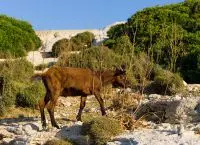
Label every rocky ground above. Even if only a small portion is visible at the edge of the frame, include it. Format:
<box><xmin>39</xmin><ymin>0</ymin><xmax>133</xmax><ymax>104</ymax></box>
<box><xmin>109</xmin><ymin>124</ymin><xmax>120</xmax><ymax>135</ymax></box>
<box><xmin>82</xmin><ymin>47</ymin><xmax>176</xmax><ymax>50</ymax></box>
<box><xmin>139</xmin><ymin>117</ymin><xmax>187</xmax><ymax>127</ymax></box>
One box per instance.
<box><xmin>0</xmin><ymin>84</ymin><xmax>200</xmax><ymax>145</ymax></box>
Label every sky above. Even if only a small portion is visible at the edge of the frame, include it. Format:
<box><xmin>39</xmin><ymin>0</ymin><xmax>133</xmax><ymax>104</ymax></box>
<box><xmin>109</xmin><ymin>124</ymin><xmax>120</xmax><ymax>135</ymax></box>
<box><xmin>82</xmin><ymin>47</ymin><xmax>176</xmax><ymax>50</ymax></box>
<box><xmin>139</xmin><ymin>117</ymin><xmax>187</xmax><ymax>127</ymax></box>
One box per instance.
<box><xmin>0</xmin><ymin>0</ymin><xmax>184</xmax><ymax>30</ymax></box>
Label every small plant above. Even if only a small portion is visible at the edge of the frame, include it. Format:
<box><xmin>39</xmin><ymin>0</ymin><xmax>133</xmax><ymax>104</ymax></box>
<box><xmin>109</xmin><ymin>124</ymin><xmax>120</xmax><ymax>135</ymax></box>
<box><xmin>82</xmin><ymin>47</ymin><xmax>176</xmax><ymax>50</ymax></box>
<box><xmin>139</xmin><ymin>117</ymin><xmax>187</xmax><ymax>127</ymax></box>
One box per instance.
<box><xmin>44</xmin><ymin>139</ymin><xmax>74</xmax><ymax>145</ymax></box>
<box><xmin>82</xmin><ymin>116</ymin><xmax>123</xmax><ymax>145</ymax></box>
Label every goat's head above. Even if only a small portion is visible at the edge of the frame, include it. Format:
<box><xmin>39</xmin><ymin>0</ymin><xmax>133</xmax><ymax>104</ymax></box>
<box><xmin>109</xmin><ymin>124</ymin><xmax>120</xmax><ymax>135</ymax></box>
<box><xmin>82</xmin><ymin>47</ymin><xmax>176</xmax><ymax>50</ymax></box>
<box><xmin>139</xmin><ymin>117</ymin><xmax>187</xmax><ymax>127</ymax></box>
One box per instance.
<box><xmin>112</xmin><ymin>65</ymin><xmax>131</xmax><ymax>88</ymax></box>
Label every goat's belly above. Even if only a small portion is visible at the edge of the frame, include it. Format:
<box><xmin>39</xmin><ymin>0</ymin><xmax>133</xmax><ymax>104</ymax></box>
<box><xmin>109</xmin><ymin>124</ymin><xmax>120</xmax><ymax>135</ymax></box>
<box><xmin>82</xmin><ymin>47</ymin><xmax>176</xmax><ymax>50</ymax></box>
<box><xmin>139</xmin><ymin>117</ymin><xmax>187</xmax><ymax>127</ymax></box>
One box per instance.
<box><xmin>61</xmin><ymin>88</ymin><xmax>87</xmax><ymax>96</ymax></box>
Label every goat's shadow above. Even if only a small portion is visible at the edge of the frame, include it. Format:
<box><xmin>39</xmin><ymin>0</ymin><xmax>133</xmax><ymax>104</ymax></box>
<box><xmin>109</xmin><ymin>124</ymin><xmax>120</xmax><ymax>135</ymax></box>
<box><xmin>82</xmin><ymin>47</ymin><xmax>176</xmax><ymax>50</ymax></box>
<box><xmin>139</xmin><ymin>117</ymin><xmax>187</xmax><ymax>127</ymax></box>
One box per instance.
<box><xmin>55</xmin><ymin>124</ymin><xmax>82</xmax><ymax>139</ymax></box>
<box><xmin>55</xmin><ymin>121</ymin><xmax>139</xmax><ymax>145</ymax></box>
<box><xmin>55</xmin><ymin>123</ymin><xmax>90</xmax><ymax>145</ymax></box>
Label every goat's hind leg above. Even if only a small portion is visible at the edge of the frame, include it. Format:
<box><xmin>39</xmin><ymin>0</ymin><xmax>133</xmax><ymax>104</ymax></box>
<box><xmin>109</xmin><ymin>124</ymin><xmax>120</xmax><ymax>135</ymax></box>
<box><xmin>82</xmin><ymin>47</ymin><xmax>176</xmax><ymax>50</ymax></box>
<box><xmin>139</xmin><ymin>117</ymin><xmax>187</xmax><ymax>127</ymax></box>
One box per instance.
<box><xmin>39</xmin><ymin>93</ymin><xmax>50</xmax><ymax>130</ymax></box>
<box><xmin>47</xmin><ymin>92</ymin><xmax>60</xmax><ymax>129</ymax></box>
<box><xmin>76</xmin><ymin>96</ymin><xmax>87</xmax><ymax>121</ymax></box>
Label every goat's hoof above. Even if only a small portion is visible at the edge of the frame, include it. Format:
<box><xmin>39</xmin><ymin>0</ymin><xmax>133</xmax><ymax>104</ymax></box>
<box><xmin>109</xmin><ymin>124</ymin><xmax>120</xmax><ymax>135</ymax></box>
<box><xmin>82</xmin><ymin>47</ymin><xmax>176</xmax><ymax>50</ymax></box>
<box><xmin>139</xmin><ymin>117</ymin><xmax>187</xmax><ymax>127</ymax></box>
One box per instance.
<box><xmin>53</xmin><ymin>124</ymin><xmax>60</xmax><ymax>129</ymax></box>
<box><xmin>102</xmin><ymin>112</ymin><xmax>107</xmax><ymax>116</ymax></box>
<box><xmin>42</xmin><ymin>126</ymin><xmax>48</xmax><ymax>131</ymax></box>
<box><xmin>76</xmin><ymin>116</ymin><xmax>82</xmax><ymax>122</ymax></box>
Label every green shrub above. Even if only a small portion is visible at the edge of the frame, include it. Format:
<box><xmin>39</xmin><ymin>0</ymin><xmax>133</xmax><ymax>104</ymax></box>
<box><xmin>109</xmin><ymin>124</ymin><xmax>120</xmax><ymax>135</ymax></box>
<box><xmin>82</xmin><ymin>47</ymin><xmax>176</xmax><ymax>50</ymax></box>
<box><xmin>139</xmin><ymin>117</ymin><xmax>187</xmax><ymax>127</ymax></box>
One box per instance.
<box><xmin>0</xmin><ymin>15</ymin><xmax>41</xmax><ymax>58</ymax></box>
<box><xmin>0</xmin><ymin>58</ymin><xmax>34</xmax><ymax>82</ymax></box>
<box><xmin>44</xmin><ymin>139</ymin><xmax>74</xmax><ymax>145</ymax></box>
<box><xmin>82</xmin><ymin>116</ymin><xmax>123</xmax><ymax>145</ymax></box>
<box><xmin>0</xmin><ymin>59</ymin><xmax>35</xmax><ymax>115</ymax></box>
<box><xmin>153</xmin><ymin>66</ymin><xmax>184</xmax><ymax>95</ymax></box>
<box><xmin>16</xmin><ymin>82</ymin><xmax>45</xmax><ymax>108</ymax></box>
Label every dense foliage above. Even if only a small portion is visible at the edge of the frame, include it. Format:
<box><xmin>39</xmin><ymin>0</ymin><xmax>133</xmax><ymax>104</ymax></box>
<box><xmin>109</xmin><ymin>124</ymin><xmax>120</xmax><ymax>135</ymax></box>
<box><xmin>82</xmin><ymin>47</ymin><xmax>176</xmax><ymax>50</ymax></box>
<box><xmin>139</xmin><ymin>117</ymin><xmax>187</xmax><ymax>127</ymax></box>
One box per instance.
<box><xmin>0</xmin><ymin>15</ymin><xmax>41</xmax><ymax>58</ymax></box>
<box><xmin>52</xmin><ymin>31</ymin><xmax>95</xmax><ymax>56</ymax></box>
<box><xmin>106</xmin><ymin>0</ymin><xmax>200</xmax><ymax>83</ymax></box>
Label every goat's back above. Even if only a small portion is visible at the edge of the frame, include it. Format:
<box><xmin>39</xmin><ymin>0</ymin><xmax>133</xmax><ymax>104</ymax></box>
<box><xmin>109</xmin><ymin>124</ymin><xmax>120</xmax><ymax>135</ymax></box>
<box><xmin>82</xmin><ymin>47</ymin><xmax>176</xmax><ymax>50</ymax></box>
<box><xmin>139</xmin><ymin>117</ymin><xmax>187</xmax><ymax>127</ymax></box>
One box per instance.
<box><xmin>43</xmin><ymin>66</ymin><xmax>102</xmax><ymax>95</ymax></box>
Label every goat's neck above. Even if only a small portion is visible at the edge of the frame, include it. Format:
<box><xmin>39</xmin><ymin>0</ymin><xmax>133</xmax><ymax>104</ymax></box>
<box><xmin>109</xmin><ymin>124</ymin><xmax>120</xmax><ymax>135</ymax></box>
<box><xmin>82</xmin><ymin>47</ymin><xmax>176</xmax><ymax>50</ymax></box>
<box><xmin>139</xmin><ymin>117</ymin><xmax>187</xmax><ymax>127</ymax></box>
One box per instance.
<box><xmin>96</xmin><ymin>70</ymin><xmax>115</xmax><ymax>86</ymax></box>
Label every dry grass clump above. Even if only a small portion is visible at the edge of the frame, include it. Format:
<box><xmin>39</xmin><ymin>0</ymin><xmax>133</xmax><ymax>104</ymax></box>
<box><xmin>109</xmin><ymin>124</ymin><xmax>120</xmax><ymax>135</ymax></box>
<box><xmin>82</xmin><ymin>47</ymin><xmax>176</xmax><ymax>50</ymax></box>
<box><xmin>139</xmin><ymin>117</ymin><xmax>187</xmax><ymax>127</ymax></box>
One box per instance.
<box><xmin>109</xmin><ymin>91</ymin><xmax>150</xmax><ymax>130</ymax></box>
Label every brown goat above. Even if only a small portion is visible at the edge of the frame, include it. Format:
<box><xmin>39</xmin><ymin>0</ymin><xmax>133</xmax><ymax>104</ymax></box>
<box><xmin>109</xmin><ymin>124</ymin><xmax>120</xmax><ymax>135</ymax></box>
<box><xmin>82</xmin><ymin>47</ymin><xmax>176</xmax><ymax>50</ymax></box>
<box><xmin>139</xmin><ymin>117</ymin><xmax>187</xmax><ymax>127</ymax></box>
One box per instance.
<box><xmin>32</xmin><ymin>65</ymin><xmax>129</xmax><ymax>129</ymax></box>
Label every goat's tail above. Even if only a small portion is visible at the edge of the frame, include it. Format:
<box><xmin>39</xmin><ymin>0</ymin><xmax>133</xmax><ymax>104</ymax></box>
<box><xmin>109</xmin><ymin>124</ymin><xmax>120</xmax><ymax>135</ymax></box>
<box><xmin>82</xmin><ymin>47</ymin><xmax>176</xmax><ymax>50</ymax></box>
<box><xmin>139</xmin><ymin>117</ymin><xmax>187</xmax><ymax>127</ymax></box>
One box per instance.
<box><xmin>31</xmin><ymin>73</ymin><xmax>44</xmax><ymax>81</ymax></box>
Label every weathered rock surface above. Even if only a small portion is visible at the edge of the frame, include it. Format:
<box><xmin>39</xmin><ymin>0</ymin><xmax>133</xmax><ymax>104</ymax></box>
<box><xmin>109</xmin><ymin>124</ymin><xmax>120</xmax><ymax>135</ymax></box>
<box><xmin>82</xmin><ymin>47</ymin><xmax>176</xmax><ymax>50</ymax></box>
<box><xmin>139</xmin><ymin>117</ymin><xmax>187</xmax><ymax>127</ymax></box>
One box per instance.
<box><xmin>136</xmin><ymin>95</ymin><xmax>200</xmax><ymax>124</ymax></box>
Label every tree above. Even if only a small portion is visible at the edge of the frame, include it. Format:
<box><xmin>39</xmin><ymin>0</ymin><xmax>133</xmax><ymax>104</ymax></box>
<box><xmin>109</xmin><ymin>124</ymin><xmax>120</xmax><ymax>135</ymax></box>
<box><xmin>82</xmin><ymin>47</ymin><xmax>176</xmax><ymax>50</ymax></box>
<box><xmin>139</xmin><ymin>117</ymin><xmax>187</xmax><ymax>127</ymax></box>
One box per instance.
<box><xmin>106</xmin><ymin>0</ymin><xmax>200</xmax><ymax>83</ymax></box>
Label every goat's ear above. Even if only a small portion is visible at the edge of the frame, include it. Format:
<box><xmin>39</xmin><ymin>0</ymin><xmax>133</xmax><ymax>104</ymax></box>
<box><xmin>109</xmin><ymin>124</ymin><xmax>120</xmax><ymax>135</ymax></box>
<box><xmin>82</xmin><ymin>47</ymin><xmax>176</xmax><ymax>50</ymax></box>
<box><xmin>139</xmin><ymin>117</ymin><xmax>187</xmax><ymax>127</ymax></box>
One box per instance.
<box><xmin>115</xmin><ymin>66</ymin><xmax>126</xmax><ymax>75</ymax></box>
<box><xmin>121</xmin><ymin>64</ymin><xmax>126</xmax><ymax>70</ymax></box>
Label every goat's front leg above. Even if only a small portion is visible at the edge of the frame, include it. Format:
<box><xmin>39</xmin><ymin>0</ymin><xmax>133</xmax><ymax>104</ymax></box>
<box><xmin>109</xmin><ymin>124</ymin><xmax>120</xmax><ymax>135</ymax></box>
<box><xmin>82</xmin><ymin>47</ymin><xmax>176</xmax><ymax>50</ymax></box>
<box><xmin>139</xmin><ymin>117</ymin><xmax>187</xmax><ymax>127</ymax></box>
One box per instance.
<box><xmin>76</xmin><ymin>96</ymin><xmax>87</xmax><ymax>121</ymax></box>
<box><xmin>94</xmin><ymin>92</ymin><xmax>106</xmax><ymax>116</ymax></box>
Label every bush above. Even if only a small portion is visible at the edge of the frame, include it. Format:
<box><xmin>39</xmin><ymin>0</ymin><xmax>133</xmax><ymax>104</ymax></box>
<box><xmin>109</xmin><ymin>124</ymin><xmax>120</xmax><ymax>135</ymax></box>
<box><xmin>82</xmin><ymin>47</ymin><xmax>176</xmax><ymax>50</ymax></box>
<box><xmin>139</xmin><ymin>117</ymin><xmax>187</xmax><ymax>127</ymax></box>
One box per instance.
<box><xmin>153</xmin><ymin>66</ymin><xmax>184</xmax><ymax>95</ymax></box>
<box><xmin>82</xmin><ymin>116</ymin><xmax>123</xmax><ymax>145</ymax></box>
<box><xmin>44</xmin><ymin>139</ymin><xmax>74</xmax><ymax>145</ymax></box>
<box><xmin>0</xmin><ymin>58</ymin><xmax>34</xmax><ymax>82</ymax></box>
<box><xmin>0</xmin><ymin>59</ymin><xmax>35</xmax><ymax>115</ymax></box>
<box><xmin>16</xmin><ymin>82</ymin><xmax>45</xmax><ymax>108</ymax></box>
<box><xmin>0</xmin><ymin>15</ymin><xmax>41</xmax><ymax>58</ymax></box>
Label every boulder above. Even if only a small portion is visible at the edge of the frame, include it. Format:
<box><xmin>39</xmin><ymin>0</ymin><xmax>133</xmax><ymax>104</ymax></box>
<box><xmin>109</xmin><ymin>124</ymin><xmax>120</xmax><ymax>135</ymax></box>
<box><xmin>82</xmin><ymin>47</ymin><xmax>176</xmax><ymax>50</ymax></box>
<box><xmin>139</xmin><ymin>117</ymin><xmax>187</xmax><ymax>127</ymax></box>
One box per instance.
<box><xmin>135</xmin><ymin>96</ymin><xmax>200</xmax><ymax>124</ymax></box>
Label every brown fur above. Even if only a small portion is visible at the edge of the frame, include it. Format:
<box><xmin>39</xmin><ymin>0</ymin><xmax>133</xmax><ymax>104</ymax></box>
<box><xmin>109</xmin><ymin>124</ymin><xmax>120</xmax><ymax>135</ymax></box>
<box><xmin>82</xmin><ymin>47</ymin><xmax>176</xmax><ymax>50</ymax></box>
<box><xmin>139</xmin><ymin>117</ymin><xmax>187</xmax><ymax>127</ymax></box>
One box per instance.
<box><xmin>32</xmin><ymin>66</ymin><xmax>128</xmax><ymax>129</ymax></box>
